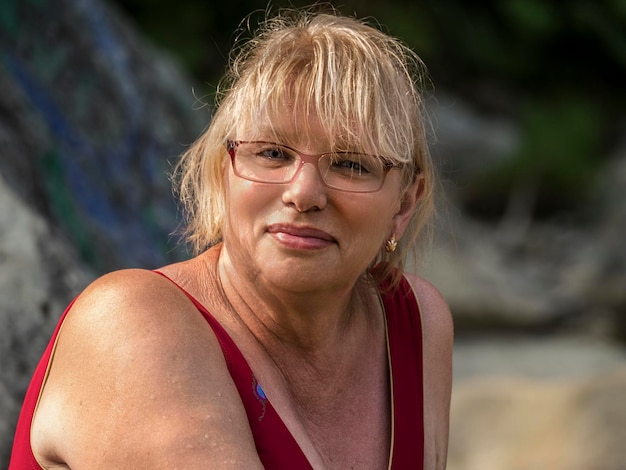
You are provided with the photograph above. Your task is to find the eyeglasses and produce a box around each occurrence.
[226,140,402,193]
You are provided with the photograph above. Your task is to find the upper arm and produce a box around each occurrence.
[32,269,263,469]
[405,273,453,469]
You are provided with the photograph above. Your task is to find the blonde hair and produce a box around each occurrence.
[174,7,436,285]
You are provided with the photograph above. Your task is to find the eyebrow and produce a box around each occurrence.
[250,122,361,153]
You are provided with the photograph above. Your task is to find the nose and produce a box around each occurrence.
[281,161,328,212]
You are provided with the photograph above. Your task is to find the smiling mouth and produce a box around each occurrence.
[266,224,336,249]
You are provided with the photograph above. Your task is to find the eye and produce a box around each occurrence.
[247,143,296,168]
[330,153,380,175]
[257,145,292,161]
[339,159,368,173]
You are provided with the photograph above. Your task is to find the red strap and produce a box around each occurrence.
[380,275,425,469]
[153,271,313,469]
[9,299,77,469]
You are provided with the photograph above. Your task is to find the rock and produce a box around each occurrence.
[0,0,205,463]
[0,0,205,272]
[0,172,92,464]
[448,366,626,470]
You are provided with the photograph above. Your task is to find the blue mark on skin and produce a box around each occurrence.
[252,377,268,421]
[256,382,267,400]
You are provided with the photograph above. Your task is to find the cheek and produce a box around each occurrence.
[223,176,276,238]
[344,199,396,248]
[223,173,253,236]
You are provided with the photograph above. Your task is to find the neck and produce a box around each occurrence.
[216,244,376,355]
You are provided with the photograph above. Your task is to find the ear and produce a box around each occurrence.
[391,173,424,239]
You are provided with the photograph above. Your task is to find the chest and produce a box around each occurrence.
[252,333,392,469]
[297,368,392,469]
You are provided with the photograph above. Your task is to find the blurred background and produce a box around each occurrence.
[1,0,625,467]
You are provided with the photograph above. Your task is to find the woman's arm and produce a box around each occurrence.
[31,269,264,469]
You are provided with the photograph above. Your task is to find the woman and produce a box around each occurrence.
[10,8,452,469]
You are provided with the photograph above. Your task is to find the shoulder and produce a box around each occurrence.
[32,266,262,468]
[59,267,233,402]
[402,272,453,384]
[403,271,453,347]
[75,267,189,312]
[53,268,208,359]
[34,266,220,416]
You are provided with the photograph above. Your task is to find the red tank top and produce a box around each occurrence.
[9,273,424,469]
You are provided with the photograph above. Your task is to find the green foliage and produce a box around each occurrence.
[464,95,605,219]
[502,0,557,36]
[0,0,19,36]
[516,96,601,189]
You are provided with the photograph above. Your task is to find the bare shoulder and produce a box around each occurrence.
[66,268,192,324]
[61,268,203,339]
[403,272,454,344]
[45,268,210,367]
[403,272,453,470]
[402,271,453,379]
[32,268,263,469]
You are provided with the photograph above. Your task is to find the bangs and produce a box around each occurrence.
[224,14,426,167]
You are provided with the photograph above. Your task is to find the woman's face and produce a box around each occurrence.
[221,116,415,295]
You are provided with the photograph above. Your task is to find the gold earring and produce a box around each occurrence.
[385,234,397,253]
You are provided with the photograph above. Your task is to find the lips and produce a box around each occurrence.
[266,223,336,248]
